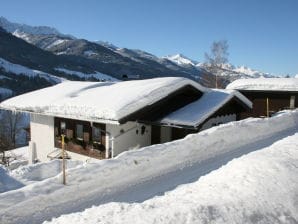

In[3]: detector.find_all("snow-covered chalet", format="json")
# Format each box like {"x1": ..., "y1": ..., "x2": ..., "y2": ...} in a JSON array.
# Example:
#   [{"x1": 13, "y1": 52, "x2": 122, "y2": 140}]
[{"x1": 0, "y1": 77, "x2": 252, "y2": 163}]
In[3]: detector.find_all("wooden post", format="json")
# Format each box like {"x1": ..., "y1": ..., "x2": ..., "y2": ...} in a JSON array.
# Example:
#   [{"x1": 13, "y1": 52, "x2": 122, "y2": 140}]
[
  {"x1": 61, "y1": 134, "x2": 66, "y2": 185},
  {"x1": 266, "y1": 98, "x2": 269, "y2": 118},
  {"x1": 215, "y1": 74, "x2": 218, "y2": 89}
]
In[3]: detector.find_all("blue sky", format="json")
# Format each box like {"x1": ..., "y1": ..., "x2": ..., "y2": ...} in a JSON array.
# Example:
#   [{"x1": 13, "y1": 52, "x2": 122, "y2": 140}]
[{"x1": 1, "y1": 0, "x2": 297, "y2": 76}]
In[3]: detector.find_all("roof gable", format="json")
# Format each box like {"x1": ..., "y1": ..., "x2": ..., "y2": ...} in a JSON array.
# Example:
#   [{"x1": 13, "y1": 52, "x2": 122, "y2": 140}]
[{"x1": 159, "y1": 89, "x2": 252, "y2": 128}]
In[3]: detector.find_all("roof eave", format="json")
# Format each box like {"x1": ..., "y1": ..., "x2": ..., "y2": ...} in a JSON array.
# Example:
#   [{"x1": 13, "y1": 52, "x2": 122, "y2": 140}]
[{"x1": 0, "y1": 106, "x2": 120, "y2": 125}]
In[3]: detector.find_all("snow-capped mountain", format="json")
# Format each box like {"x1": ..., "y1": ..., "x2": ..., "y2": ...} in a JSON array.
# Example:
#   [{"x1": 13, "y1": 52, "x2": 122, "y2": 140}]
[
  {"x1": 163, "y1": 54, "x2": 198, "y2": 66},
  {"x1": 0, "y1": 16, "x2": 286, "y2": 90},
  {"x1": 0, "y1": 16, "x2": 67, "y2": 36},
  {"x1": 163, "y1": 54, "x2": 274, "y2": 79},
  {"x1": 0, "y1": 17, "x2": 74, "y2": 51},
  {"x1": 213, "y1": 63, "x2": 273, "y2": 78}
]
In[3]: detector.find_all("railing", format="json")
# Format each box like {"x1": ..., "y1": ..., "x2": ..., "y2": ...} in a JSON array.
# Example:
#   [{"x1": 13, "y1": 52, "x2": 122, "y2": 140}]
[{"x1": 55, "y1": 137, "x2": 106, "y2": 160}]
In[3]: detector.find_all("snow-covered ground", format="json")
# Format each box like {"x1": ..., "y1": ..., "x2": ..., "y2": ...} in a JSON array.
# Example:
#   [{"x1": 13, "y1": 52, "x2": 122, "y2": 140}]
[
  {"x1": 0, "y1": 147, "x2": 29, "y2": 193},
  {"x1": 0, "y1": 110, "x2": 297, "y2": 224},
  {"x1": 0, "y1": 58, "x2": 64, "y2": 84},
  {"x1": 4, "y1": 146, "x2": 29, "y2": 170},
  {"x1": 0, "y1": 155, "x2": 82, "y2": 193},
  {"x1": 46, "y1": 132, "x2": 298, "y2": 224}
]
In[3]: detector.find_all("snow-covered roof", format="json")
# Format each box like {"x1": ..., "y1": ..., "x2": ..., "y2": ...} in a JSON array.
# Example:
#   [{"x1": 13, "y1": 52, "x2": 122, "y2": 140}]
[
  {"x1": 0, "y1": 77, "x2": 207, "y2": 123},
  {"x1": 160, "y1": 89, "x2": 252, "y2": 127},
  {"x1": 226, "y1": 78, "x2": 298, "y2": 92}
]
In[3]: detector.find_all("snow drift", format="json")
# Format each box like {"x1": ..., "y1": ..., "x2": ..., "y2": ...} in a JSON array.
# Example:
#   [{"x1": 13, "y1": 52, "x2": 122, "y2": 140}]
[
  {"x1": 0, "y1": 110, "x2": 297, "y2": 224},
  {"x1": 47, "y1": 132, "x2": 298, "y2": 224}
]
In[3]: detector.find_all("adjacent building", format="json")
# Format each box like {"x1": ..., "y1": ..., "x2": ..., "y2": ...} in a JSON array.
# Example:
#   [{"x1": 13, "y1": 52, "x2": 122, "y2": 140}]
[{"x1": 226, "y1": 78, "x2": 298, "y2": 118}]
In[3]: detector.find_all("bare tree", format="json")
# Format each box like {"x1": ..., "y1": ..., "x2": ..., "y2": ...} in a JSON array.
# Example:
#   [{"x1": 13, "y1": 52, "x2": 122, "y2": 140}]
[
  {"x1": 0, "y1": 131, "x2": 12, "y2": 163},
  {"x1": 0, "y1": 110, "x2": 24, "y2": 150},
  {"x1": 204, "y1": 40, "x2": 229, "y2": 88}
]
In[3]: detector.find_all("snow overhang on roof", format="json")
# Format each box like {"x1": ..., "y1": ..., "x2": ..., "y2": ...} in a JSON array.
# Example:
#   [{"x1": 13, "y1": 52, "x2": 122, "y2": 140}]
[
  {"x1": 159, "y1": 89, "x2": 252, "y2": 128},
  {"x1": 226, "y1": 78, "x2": 298, "y2": 92},
  {"x1": 0, "y1": 77, "x2": 207, "y2": 123}
]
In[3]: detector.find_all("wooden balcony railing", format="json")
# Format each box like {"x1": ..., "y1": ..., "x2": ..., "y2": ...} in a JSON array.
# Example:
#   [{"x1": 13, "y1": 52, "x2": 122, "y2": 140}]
[{"x1": 55, "y1": 137, "x2": 106, "y2": 160}]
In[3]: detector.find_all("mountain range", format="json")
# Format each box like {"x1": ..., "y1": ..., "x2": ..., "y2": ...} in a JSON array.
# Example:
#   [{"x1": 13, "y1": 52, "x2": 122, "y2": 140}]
[{"x1": 0, "y1": 16, "x2": 279, "y2": 100}]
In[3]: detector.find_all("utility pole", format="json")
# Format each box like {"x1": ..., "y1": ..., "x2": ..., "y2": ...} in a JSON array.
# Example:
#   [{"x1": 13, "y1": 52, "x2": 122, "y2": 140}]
[
  {"x1": 61, "y1": 134, "x2": 66, "y2": 185},
  {"x1": 215, "y1": 74, "x2": 218, "y2": 89},
  {"x1": 266, "y1": 98, "x2": 269, "y2": 118}
]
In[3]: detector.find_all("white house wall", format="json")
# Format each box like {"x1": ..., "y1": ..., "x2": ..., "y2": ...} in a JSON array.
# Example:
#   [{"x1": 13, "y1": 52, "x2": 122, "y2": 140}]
[
  {"x1": 200, "y1": 114, "x2": 236, "y2": 131},
  {"x1": 106, "y1": 122, "x2": 151, "y2": 157},
  {"x1": 29, "y1": 114, "x2": 55, "y2": 163}
]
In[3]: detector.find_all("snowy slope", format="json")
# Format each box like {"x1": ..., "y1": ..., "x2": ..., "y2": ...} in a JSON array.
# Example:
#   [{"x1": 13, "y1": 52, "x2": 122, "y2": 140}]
[
  {"x1": 55, "y1": 68, "x2": 119, "y2": 81},
  {"x1": 47, "y1": 132, "x2": 298, "y2": 224},
  {"x1": 11, "y1": 30, "x2": 32, "y2": 42},
  {"x1": 0, "y1": 58, "x2": 64, "y2": 84},
  {"x1": 11, "y1": 30, "x2": 72, "y2": 51},
  {"x1": 0, "y1": 110, "x2": 297, "y2": 224}
]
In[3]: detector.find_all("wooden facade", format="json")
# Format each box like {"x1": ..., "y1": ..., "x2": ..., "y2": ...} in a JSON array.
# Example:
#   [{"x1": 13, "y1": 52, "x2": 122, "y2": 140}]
[
  {"x1": 237, "y1": 91, "x2": 298, "y2": 118},
  {"x1": 54, "y1": 117, "x2": 107, "y2": 159}
]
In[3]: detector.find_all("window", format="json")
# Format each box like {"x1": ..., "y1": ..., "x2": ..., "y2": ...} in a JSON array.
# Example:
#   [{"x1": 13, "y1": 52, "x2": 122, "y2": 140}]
[
  {"x1": 92, "y1": 126, "x2": 101, "y2": 143},
  {"x1": 54, "y1": 118, "x2": 107, "y2": 159},
  {"x1": 60, "y1": 121, "x2": 66, "y2": 134},
  {"x1": 76, "y1": 124, "x2": 83, "y2": 140}
]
